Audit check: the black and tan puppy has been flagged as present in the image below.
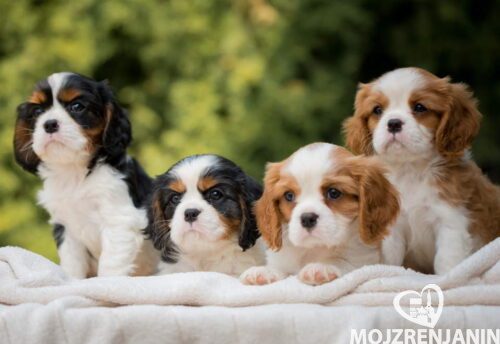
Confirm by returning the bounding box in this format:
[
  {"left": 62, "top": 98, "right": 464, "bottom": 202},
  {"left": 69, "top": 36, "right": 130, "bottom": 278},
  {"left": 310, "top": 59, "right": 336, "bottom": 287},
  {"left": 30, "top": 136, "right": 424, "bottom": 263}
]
[
  {"left": 14, "top": 72, "right": 158, "bottom": 278},
  {"left": 145, "top": 154, "right": 265, "bottom": 276}
]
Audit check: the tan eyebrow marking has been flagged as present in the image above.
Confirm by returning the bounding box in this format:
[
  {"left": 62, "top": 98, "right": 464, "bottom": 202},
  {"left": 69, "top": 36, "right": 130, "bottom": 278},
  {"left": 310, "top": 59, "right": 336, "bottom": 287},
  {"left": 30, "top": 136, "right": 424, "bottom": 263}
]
[
  {"left": 58, "top": 88, "right": 82, "bottom": 102},
  {"left": 28, "top": 90, "right": 47, "bottom": 104},
  {"left": 169, "top": 179, "right": 186, "bottom": 193},
  {"left": 197, "top": 176, "right": 218, "bottom": 192}
]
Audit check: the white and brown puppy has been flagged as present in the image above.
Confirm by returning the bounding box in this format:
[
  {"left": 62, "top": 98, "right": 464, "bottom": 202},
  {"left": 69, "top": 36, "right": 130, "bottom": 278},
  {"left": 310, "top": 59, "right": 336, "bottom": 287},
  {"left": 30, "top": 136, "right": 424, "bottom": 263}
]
[
  {"left": 343, "top": 67, "right": 500, "bottom": 274},
  {"left": 14, "top": 72, "right": 158, "bottom": 278},
  {"left": 240, "top": 143, "right": 399, "bottom": 286},
  {"left": 145, "top": 154, "right": 265, "bottom": 276}
]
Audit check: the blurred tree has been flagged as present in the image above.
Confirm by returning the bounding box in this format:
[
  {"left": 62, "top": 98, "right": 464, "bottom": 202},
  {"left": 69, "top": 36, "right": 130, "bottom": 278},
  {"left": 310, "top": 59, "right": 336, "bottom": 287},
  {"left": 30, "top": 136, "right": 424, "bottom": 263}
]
[{"left": 0, "top": 0, "right": 498, "bottom": 260}]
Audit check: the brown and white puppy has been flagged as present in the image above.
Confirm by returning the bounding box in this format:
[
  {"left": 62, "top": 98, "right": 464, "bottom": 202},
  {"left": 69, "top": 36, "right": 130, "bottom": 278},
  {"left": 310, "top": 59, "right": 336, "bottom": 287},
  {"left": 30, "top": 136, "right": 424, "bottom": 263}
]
[
  {"left": 343, "top": 67, "right": 500, "bottom": 274},
  {"left": 145, "top": 154, "right": 265, "bottom": 276},
  {"left": 240, "top": 143, "right": 399, "bottom": 285}
]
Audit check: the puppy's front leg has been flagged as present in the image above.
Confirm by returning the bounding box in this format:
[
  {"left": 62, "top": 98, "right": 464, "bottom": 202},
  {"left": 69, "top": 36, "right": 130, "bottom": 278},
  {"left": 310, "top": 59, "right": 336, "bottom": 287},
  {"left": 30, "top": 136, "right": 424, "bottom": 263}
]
[
  {"left": 98, "top": 228, "right": 143, "bottom": 277},
  {"left": 434, "top": 221, "right": 473, "bottom": 275},
  {"left": 382, "top": 217, "right": 408, "bottom": 266},
  {"left": 57, "top": 229, "right": 91, "bottom": 279}
]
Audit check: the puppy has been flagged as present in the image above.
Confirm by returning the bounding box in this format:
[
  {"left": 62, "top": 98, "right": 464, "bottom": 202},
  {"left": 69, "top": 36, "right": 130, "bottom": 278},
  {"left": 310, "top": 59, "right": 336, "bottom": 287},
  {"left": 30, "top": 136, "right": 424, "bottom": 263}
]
[
  {"left": 240, "top": 143, "right": 399, "bottom": 285},
  {"left": 343, "top": 67, "right": 500, "bottom": 274},
  {"left": 13, "top": 72, "right": 158, "bottom": 278},
  {"left": 144, "top": 154, "right": 265, "bottom": 276}
]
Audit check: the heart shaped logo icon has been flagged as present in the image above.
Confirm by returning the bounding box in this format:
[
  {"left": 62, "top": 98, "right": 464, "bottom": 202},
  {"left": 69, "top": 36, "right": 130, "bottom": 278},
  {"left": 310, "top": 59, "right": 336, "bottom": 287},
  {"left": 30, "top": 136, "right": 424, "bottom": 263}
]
[{"left": 393, "top": 284, "right": 443, "bottom": 328}]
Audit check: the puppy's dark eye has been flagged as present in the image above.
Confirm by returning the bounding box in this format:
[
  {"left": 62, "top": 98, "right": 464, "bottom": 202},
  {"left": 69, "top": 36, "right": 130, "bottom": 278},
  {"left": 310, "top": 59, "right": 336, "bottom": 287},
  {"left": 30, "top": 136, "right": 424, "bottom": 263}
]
[
  {"left": 373, "top": 106, "right": 383, "bottom": 116},
  {"left": 326, "top": 188, "right": 342, "bottom": 200},
  {"left": 32, "top": 107, "right": 44, "bottom": 116},
  {"left": 69, "top": 101, "right": 86, "bottom": 114},
  {"left": 208, "top": 189, "right": 223, "bottom": 201},
  {"left": 284, "top": 191, "right": 295, "bottom": 202},
  {"left": 170, "top": 194, "right": 181, "bottom": 205},
  {"left": 413, "top": 103, "right": 427, "bottom": 113}
]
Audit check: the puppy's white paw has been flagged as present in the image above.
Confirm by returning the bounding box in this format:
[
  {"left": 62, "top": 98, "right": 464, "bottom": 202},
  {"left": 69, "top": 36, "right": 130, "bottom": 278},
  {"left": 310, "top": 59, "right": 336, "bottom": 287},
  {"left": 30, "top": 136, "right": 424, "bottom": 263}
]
[
  {"left": 298, "top": 263, "right": 339, "bottom": 286},
  {"left": 240, "top": 266, "right": 286, "bottom": 285}
]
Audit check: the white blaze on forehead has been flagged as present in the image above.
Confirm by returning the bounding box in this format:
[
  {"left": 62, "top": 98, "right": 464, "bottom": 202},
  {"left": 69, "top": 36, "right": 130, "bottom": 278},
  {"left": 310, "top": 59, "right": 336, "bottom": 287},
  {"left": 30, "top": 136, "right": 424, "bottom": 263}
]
[
  {"left": 47, "top": 72, "right": 74, "bottom": 105},
  {"left": 284, "top": 143, "right": 337, "bottom": 198},
  {"left": 373, "top": 68, "right": 425, "bottom": 107},
  {"left": 172, "top": 155, "right": 218, "bottom": 192}
]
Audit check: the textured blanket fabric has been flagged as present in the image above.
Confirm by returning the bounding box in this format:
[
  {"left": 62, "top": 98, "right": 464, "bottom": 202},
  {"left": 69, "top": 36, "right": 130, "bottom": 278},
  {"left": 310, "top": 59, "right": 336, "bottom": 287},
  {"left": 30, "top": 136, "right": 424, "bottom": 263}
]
[{"left": 1, "top": 239, "right": 500, "bottom": 343}]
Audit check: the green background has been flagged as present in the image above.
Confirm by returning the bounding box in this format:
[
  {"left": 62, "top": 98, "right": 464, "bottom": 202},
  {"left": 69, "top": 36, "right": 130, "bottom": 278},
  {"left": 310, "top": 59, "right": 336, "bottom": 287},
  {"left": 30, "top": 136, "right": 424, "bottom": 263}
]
[{"left": 0, "top": 0, "right": 499, "bottom": 261}]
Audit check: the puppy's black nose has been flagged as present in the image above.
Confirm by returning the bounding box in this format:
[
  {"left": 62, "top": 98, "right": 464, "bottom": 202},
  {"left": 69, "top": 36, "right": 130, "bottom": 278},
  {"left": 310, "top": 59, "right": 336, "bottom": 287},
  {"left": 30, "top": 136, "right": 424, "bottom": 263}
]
[
  {"left": 184, "top": 208, "right": 201, "bottom": 223},
  {"left": 387, "top": 118, "right": 403, "bottom": 134},
  {"left": 44, "top": 119, "right": 59, "bottom": 134},
  {"left": 301, "top": 213, "right": 319, "bottom": 231}
]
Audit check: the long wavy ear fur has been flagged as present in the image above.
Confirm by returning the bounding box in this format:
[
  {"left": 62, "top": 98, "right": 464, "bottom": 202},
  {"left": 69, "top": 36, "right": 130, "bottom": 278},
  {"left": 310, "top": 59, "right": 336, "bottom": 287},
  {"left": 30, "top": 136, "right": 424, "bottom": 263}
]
[
  {"left": 254, "top": 162, "right": 283, "bottom": 250},
  {"left": 143, "top": 187, "right": 177, "bottom": 263},
  {"left": 13, "top": 103, "right": 40, "bottom": 174},
  {"left": 435, "top": 82, "right": 482, "bottom": 159},
  {"left": 98, "top": 82, "right": 132, "bottom": 165},
  {"left": 347, "top": 156, "right": 400, "bottom": 244},
  {"left": 343, "top": 83, "right": 374, "bottom": 155},
  {"left": 238, "top": 175, "right": 263, "bottom": 251}
]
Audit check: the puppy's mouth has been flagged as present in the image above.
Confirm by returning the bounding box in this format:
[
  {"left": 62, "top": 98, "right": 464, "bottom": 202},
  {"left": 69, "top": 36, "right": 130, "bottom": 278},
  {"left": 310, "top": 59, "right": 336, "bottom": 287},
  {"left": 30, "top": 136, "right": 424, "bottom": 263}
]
[
  {"left": 179, "top": 227, "right": 223, "bottom": 247},
  {"left": 182, "top": 223, "right": 215, "bottom": 239},
  {"left": 45, "top": 138, "right": 62, "bottom": 148},
  {"left": 185, "top": 224, "right": 204, "bottom": 233},
  {"left": 42, "top": 134, "right": 67, "bottom": 148},
  {"left": 35, "top": 138, "right": 66, "bottom": 158},
  {"left": 293, "top": 234, "right": 334, "bottom": 250},
  {"left": 289, "top": 225, "right": 332, "bottom": 248},
  {"left": 382, "top": 134, "right": 407, "bottom": 151},
  {"left": 297, "top": 234, "right": 323, "bottom": 245}
]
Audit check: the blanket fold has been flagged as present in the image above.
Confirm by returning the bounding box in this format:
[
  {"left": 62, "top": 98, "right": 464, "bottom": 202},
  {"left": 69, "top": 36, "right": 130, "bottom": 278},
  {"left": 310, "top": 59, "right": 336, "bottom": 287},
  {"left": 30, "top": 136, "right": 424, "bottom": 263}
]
[{"left": 1, "top": 238, "right": 500, "bottom": 308}]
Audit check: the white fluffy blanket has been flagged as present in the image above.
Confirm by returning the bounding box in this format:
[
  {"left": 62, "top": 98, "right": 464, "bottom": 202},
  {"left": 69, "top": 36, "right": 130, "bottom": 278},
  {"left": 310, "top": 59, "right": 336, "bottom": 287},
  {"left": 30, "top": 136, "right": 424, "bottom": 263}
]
[{"left": 1, "top": 239, "right": 500, "bottom": 343}]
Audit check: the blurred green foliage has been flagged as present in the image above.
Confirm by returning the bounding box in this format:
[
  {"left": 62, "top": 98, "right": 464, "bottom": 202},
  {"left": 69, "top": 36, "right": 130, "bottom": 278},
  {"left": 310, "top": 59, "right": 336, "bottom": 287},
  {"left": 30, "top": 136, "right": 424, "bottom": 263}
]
[{"left": 0, "top": 0, "right": 498, "bottom": 261}]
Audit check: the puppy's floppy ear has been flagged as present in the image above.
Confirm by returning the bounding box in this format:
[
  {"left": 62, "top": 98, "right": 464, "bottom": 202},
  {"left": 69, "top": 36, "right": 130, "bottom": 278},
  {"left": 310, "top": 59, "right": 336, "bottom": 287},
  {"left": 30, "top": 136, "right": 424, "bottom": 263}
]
[
  {"left": 254, "top": 162, "right": 283, "bottom": 251},
  {"left": 98, "top": 81, "right": 132, "bottom": 164},
  {"left": 237, "top": 175, "right": 263, "bottom": 251},
  {"left": 435, "top": 81, "right": 482, "bottom": 159},
  {"left": 144, "top": 185, "right": 177, "bottom": 263},
  {"left": 348, "top": 156, "right": 400, "bottom": 244},
  {"left": 13, "top": 103, "right": 40, "bottom": 174},
  {"left": 343, "top": 83, "right": 374, "bottom": 155}
]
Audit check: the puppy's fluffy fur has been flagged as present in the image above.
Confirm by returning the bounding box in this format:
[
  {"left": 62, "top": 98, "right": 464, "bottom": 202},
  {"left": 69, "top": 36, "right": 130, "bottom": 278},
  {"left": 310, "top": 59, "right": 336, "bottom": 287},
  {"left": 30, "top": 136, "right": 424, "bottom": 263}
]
[
  {"left": 145, "top": 154, "right": 265, "bottom": 276},
  {"left": 241, "top": 143, "right": 399, "bottom": 285},
  {"left": 343, "top": 67, "right": 500, "bottom": 274},
  {"left": 14, "top": 72, "right": 158, "bottom": 278}
]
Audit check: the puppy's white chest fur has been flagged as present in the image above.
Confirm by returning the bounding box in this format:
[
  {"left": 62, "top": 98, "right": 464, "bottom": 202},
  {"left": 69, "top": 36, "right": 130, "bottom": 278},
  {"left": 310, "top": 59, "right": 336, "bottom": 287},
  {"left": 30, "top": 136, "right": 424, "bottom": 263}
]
[
  {"left": 160, "top": 240, "right": 265, "bottom": 276},
  {"left": 38, "top": 163, "right": 147, "bottom": 259},
  {"left": 267, "top": 232, "right": 381, "bottom": 276},
  {"left": 387, "top": 161, "right": 471, "bottom": 272},
  {"left": 390, "top": 165, "right": 438, "bottom": 269}
]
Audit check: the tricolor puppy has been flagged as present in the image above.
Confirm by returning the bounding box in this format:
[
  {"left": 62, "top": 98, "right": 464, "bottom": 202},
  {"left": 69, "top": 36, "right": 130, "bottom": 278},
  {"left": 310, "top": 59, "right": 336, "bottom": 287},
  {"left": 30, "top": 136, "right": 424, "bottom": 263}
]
[
  {"left": 343, "top": 67, "right": 500, "bottom": 274},
  {"left": 13, "top": 72, "right": 158, "bottom": 278},
  {"left": 240, "top": 143, "right": 399, "bottom": 286},
  {"left": 145, "top": 155, "right": 265, "bottom": 276}
]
